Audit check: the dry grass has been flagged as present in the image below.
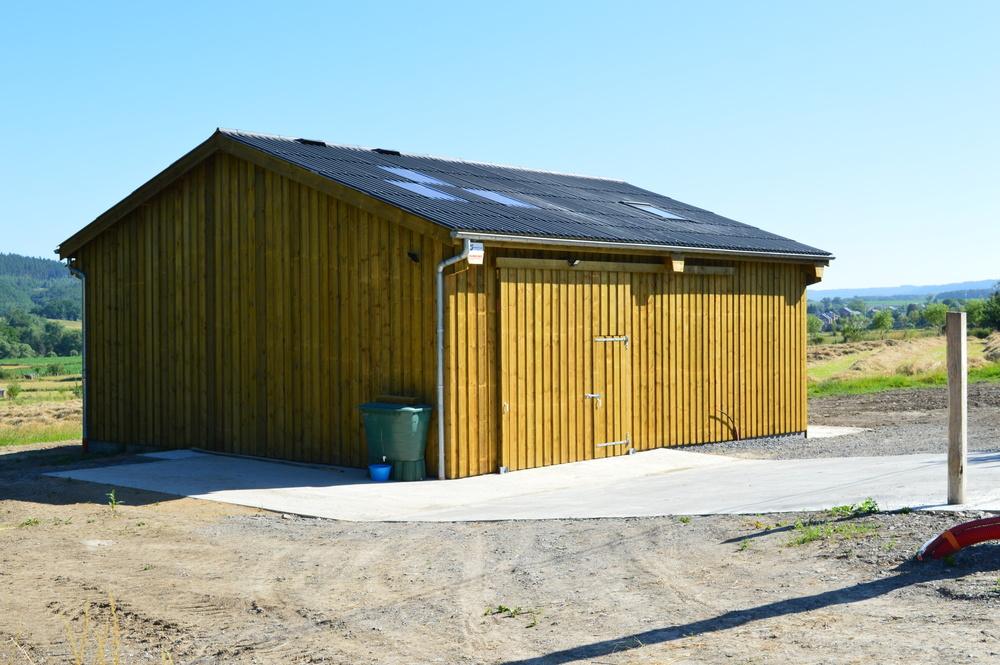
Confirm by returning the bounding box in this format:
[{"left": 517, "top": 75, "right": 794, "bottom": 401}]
[
  {"left": 808, "top": 336, "right": 990, "bottom": 383},
  {"left": 0, "top": 400, "right": 81, "bottom": 447},
  {"left": 1, "top": 597, "right": 175, "bottom": 665},
  {"left": 807, "top": 339, "right": 890, "bottom": 363},
  {"left": 984, "top": 332, "right": 1000, "bottom": 363},
  {"left": 46, "top": 318, "right": 82, "bottom": 331}
]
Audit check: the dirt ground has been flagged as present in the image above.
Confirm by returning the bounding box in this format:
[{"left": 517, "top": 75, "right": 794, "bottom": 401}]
[{"left": 2, "top": 399, "right": 1000, "bottom": 663}]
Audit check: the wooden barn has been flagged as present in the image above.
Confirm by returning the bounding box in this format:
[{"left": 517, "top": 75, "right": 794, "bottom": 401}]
[{"left": 57, "top": 129, "right": 832, "bottom": 479}]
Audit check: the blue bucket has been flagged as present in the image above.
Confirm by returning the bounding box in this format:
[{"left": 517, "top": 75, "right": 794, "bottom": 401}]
[{"left": 368, "top": 463, "right": 392, "bottom": 482}]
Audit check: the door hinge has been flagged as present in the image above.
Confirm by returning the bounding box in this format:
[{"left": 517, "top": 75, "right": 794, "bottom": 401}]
[{"left": 596, "top": 433, "right": 631, "bottom": 448}]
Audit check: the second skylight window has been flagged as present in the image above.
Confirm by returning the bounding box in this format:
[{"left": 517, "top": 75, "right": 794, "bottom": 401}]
[{"left": 463, "top": 188, "right": 537, "bottom": 208}]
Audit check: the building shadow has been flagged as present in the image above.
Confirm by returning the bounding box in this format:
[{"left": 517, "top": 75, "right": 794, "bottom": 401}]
[
  {"left": 501, "top": 547, "right": 1000, "bottom": 665},
  {"left": 0, "top": 445, "right": 416, "bottom": 508},
  {"left": 0, "top": 444, "right": 181, "bottom": 507}
]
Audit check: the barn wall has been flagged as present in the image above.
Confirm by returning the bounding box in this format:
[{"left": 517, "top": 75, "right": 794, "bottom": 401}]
[
  {"left": 76, "top": 153, "right": 449, "bottom": 473},
  {"left": 447, "top": 254, "right": 808, "bottom": 474}
]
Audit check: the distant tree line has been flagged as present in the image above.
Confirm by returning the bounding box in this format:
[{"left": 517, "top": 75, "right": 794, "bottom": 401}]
[
  {"left": 0, "top": 253, "right": 82, "bottom": 320},
  {"left": 808, "top": 283, "right": 1000, "bottom": 342},
  {"left": 0, "top": 253, "right": 68, "bottom": 280},
  {"left": 0, "top": 308, "right": 82, "bottom": 358}
]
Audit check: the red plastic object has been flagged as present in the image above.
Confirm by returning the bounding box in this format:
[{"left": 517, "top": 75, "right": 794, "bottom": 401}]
[{"left": 917, "top": 516, "right": 1000, "bottom": 560}]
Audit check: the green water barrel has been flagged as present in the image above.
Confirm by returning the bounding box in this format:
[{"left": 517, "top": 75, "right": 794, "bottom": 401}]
[{"left": 359, "top": 402, "right": 432, "bottom": 481}]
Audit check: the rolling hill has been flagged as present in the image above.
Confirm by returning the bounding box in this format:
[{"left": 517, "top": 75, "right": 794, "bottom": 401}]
[
  {"left": 809, "top": 279, "right": 998, "bottom": 301},
  {"left": 0, "top": 252, "right": 80, "bottom": 319}
]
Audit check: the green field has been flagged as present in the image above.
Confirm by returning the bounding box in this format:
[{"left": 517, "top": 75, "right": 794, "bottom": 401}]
[
  {"left": 808, "top": 332, "right": 1000, "bottom": 398},
  {"left": 0, "top": 421, "right": 81, "bottom": 447},
  {"left": 0, "top": 355, "right": 82, "bottom": 403},
  {"left": 809, "top": 363, "right": 1000, "bottom": 398},
  {"left": 46, "top": 318, "right": 82, "bottom": 331},
  {"left": 0, "top": 355, "right": 83, "bottom": 376}
]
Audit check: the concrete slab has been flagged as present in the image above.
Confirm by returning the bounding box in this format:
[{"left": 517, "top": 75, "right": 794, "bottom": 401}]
[{"left": 46, "top": 447, "right": 1000, "bottom": 521}]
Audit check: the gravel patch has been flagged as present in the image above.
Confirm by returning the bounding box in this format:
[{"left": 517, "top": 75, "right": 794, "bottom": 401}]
[{"left": 692, "top": 383, "right": 1000, "bottom": 460}]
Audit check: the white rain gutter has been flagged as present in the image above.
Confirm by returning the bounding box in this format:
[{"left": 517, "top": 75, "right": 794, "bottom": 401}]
[
  {"left": 68, "top": 265, "right": 88, "bottom": 452},
  {"left": 435, "top": 238, "right": 473, "bottom": 480},
  {"left": 450, "top": 231, "right": 834, "bottom": 263}
]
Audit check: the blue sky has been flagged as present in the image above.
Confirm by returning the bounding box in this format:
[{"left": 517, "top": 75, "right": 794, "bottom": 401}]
[{"left": 1, "top": 1, "right": 997, "bottom": 291}]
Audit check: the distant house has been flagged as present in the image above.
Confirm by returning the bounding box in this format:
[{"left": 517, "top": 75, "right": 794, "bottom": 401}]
[
  {"left": 817, "top": 312, "right": 839, "bottom": 331},
  {"left": 57, "top": 129, "right": 833, "bottom": 478},
  {"left": 838, "top": 307, "right": 859, "bottom": 318}
]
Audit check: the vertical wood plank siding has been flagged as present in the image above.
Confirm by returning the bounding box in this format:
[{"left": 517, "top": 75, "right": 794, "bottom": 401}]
[
  {"left": 74, "top": 152, "right": 808, "bottom": 479},
  {"left": 76, "top": 154, "right": 446, "bottom": 474},
  {"left": 488, "top": 260, "right": 807, "bottom": 471}
]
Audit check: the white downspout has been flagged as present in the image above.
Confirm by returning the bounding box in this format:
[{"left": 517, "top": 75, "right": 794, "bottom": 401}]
[
  {"left": 435, "top": 239, "right": 472, "bottom": 480},
  {"left": 68, "top": 265, "right": 88, "bottom": 452}
]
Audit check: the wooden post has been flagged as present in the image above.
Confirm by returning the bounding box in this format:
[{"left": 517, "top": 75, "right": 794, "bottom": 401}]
[{"left": 947, "top": 311, "right": 967, "bottom": 505}]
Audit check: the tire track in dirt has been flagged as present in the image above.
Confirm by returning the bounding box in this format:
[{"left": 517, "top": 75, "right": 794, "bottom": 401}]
[{"left": 453, "top": 525, "right": 494, "bottom": 660}]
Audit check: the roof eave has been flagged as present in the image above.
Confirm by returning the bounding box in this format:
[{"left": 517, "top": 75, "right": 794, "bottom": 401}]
[{"left": 451, "top": 231, "right": 834, "bottom": 264}]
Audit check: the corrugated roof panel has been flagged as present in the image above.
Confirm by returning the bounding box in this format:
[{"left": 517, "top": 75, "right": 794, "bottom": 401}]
[{"left": 220, "top": 129, "right": 831, "bottom": 258}]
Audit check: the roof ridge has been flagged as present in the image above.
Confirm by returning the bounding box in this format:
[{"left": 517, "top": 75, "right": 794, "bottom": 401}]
[{"left": 218, "top": 128, "right": 628, "bottom": 184}]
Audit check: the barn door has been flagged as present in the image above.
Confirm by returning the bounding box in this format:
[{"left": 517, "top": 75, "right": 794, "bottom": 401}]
[
  {"left": 591, "top": 334, "right": 631, "bottom": 451},
  {"left": 498, "top": 267, "right": 632, "bottom": 472}
]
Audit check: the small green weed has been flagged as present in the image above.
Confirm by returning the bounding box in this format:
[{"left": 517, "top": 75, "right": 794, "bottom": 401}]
[
  {"left": 853, "top": 498, "right": 880, "bottom": 515},
  {"left": 787, "top": 520, "right": 878, "bottom": 546},
  {"left": 898, "top": 506, "right": 913, "bottom": 514},
  {"left": 5, "top": 381, "right": 22, "bottom": 400},
  {"left": 484, "top": 604, "right": 541, "bottom": 628},
  {"left": 828, "top": 498, "right": 879, "bottom": 518},
  {"left": 106, "top": 489, "right": 123, "bottom": 513},
  {"left": 18, "top": 517, "right": 40, "bottom": 528},
  {"left": 738, "top": 540, "right": 751, "bottom": 552},
  {"left": 678, "top": 516, "right": 692, "bottom": 524}
]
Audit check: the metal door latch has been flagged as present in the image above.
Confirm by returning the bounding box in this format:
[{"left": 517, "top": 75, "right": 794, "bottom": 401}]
[{"left": 594, "top": 335, "right": 630, "bottom": 349}]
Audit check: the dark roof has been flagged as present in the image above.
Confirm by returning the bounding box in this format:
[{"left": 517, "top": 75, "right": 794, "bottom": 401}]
[{"left": 223, "top": 130, "right": 830, "bottom": 259}]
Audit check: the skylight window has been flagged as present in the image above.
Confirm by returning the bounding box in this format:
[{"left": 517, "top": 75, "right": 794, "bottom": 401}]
[
  {"left": 387, "top": 180, "right": 466, "bottom": 202},
  {"left": 463, "top": 188, "right": 537, "bottom": 208},
  {"left": 378, "top": 166, "right": 449, "bottom": 186},
  {"left": 622, "top": 201, "right": 687, "bottom": 220}
]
